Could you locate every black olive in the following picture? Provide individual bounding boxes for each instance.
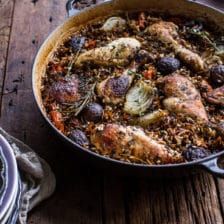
[70,36,85,52]
[135,50,153,65]
[210,65,224,86]
[157,57,181,75]
[182,145,211,161]
[68,129,89,147]
[82,103,103,122]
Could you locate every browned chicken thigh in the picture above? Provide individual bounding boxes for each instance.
[91,124,181,164]
[49,75,80,104]
[147,21,205,71]
[161,74,208,121]
[147,21,179,45]
[75,37,141,67]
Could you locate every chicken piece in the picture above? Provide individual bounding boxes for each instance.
[75,38,141,67]
[147,21,204,71]
[91,124,181,164]
[147,21,178,45]
[206,85,224,106]
[161,74,208,121]
[49,75,80,104]
[97,68,135,105]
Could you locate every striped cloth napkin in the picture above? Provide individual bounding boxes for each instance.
[0,128,56,224]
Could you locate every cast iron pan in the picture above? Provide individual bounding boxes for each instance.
[33,0,224,178]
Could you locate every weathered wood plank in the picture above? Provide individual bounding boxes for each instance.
[0,0,68,169]
[0,0,66,144]
[147,180,170,224]
[214,176,224,221]
[123,174,223,224]
[124,179,152,224]
[103,177,126,224]
[0,0,15,111]
[28,169,103,224]
[171,174,223,224]
[162,178,192,224]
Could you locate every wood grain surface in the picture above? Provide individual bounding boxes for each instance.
[0,0,224,223]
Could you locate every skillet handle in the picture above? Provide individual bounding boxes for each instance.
[66,0,81,17]
[200,156,224,178]
[66,0,111,17]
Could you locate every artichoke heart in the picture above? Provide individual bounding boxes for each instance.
[124,81,155,115]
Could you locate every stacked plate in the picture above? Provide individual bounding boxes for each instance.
[0,135,21,224]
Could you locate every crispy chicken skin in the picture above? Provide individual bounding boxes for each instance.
[75,38,141,67]
[147,21,179,45]
[161,74,208,121]
[97,68,135,104]
[91,124,181,164]
[147,21,204,71]
[49,76,80,104]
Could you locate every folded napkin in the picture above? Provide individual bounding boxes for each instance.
[0,128,56,224]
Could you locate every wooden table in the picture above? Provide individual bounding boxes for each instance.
[1,0,224,223]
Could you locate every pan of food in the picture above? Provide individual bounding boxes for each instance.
[32,0,224,177]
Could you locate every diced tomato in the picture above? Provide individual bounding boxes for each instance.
[51,64,64,74]
[143,66,157,79]
[85,39,97,49]
[138,12,146,29]
[49,110,65,132]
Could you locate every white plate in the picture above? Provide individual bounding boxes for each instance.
[0,135,18,222]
